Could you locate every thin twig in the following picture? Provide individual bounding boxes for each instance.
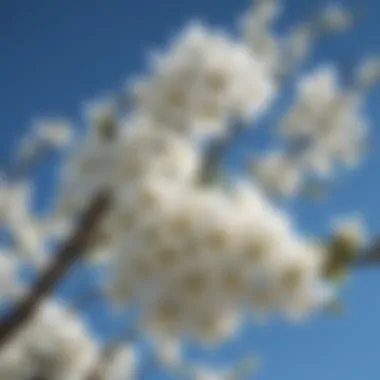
[350,236,380,268]
[352,248,380,268]
[0,191,111,349]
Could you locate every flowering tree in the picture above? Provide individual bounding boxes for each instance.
[1,0,379,378]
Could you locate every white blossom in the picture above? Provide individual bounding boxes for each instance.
[102,345,138,380]
[250,152,303,196]
[0,181,47,266]
[319,4,352,32]
[240,2,280,76]
[331,215,366,250]
[129,22,274,137]
[0,249,21,300]
[107,177,330,341]
[34,119,73,148]
[280,65,368,177]
[0,340,31,380]
[23,301,98,379]
[356,56,380,88]
[0,301,98,380]
[281,24,313,73]
[16,119,72,165]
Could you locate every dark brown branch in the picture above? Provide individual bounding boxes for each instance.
[0,192,111,349]
[352,244,380,267]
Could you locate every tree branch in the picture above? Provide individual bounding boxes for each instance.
[352,241,380,268]
[0,192,111,349]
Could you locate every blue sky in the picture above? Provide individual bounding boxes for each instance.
[1,0,380,379]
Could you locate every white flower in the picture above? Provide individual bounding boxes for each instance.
[154,338,182,368]
[115,116,200,184]
[251,152,302,196]
[129,22,274,137]
[55,137,116,219]
[0,300,98,380]
[280,66,368,177]
[11,218,47,267]
[331,215,366,250]
[22,301,98,379]
[34,118,73,147]
[83,98,118,142]
[108,176,327,341]
[17,119,72,163]
[320,4,352,32]
[0,341,30,380]
[356,56,380,88]
[0,249,21,300]
[284,66,339,137]
[271,240,332,318]
[0,180,31,225]
[242,0,282,30]
[102,345,137,380]
[281,24,313,73]
[0,181,48,267]
[239,0,282,75]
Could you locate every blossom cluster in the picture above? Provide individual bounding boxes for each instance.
[129,23,274,137]
[0,302,97,380]
[46,13,335,344]
[107,177,330,341]
[281,66,367,172]
[254,65,369,197]
[0,0,377,378]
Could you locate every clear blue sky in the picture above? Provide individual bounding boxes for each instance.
[1,0,380,379]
